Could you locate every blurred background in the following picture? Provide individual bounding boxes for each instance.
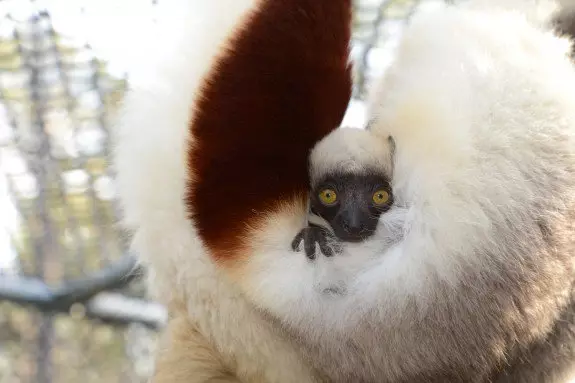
[0,0,454,382]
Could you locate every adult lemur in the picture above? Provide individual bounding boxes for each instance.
[114,0,575,382]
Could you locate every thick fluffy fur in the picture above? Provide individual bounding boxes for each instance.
[114,0,353,381]
[186,0,353,264]
[226,1,575,382]
[309,127,394,185]
[115,0,575,382]
[113,0,336,381]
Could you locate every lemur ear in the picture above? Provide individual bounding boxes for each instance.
[186,1,354,262]
[552,4,575,56]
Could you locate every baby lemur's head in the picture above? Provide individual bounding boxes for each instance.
[308,128,395,242]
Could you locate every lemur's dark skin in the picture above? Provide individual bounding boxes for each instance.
[292,172,393,259]
[291,223,338,260]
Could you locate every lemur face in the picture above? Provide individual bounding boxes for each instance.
[310,172,393,242]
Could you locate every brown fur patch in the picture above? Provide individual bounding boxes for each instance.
[186,0,353,262]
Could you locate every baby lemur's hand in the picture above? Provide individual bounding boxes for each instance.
[291,224,342,260]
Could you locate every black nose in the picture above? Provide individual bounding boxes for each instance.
[342,213,364,234]
[333,208,378,242]
[335,209,370,242]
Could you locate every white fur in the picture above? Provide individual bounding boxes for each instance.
[460,0,561,25]
[113,0,319,381]
[115,0,575,380]
[233,0,575,342]
[309,127,394,183]
[233,4,575,380]
[367,0,575,295]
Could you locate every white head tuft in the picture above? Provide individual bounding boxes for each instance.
[309,128,393,185]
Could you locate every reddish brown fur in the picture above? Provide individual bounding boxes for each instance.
[186,0,353,261]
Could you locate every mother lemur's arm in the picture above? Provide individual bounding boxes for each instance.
[186,0,354,271]
[156,1,354,381]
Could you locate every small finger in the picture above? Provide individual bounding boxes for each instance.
[315,231,333,257]
[291,233,303,252]
[304,237,316,260]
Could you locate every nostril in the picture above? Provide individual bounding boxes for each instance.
[338,210,367,236]
[342,220,363,234]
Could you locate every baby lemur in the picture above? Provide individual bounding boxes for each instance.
[292,128,395,259]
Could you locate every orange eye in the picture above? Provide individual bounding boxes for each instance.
[318,189,337,205]
[372,190,390,205]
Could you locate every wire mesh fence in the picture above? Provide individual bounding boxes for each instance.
[0,0,451,381]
